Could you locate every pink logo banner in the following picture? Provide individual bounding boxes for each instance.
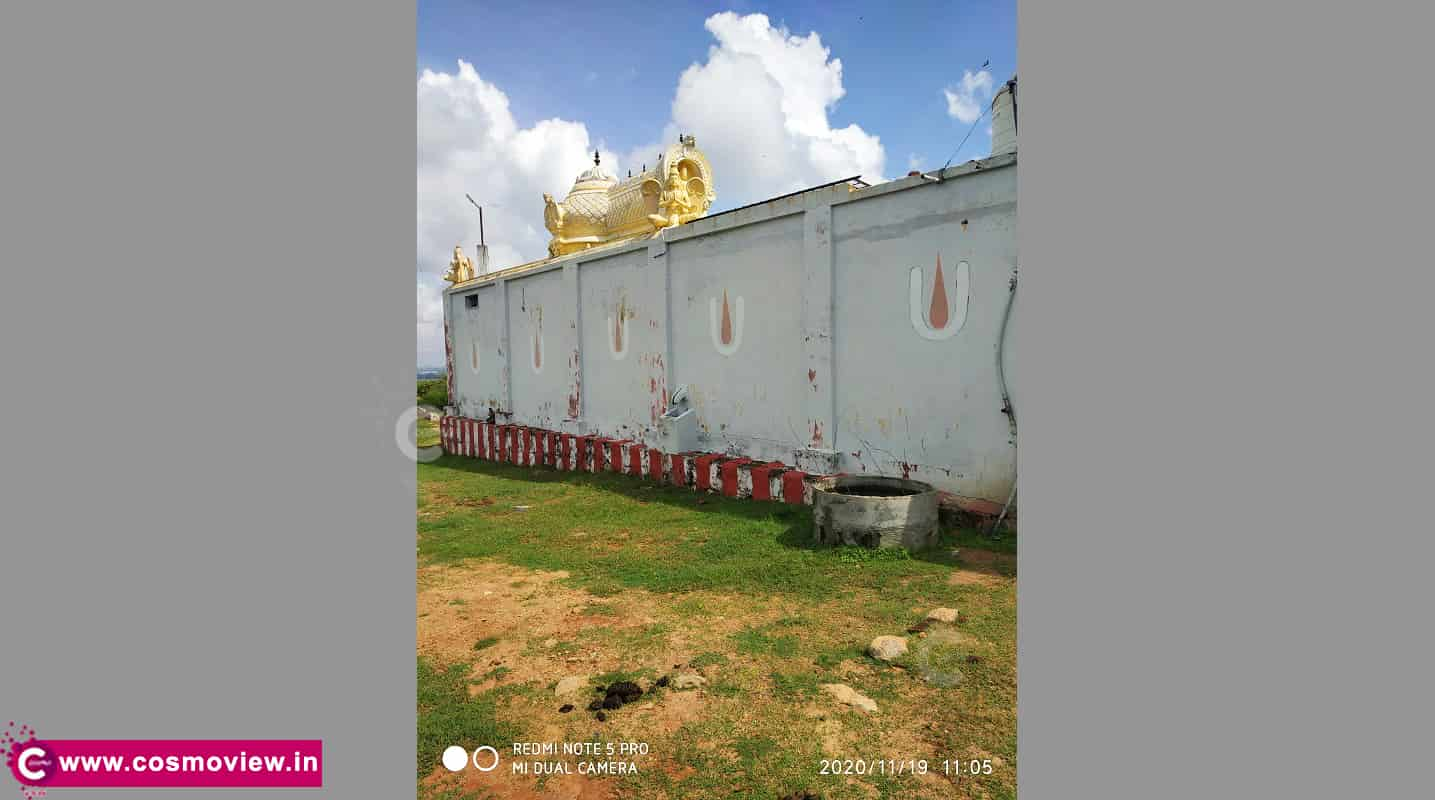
[7,739,322,789]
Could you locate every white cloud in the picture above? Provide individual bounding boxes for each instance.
[907,153,925,172]
[416,13,888,364]
[656,12,885,203]
[944,69,994,124]
[416,60,622,364]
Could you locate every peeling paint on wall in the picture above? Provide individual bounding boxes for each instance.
[442,157,1017,502]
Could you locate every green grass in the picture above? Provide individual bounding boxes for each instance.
[949,526,1018,555]
[416,657,517,781]
[417,418,440,449]
[418,378,448,408]
[418,455,977,603]
[417,455,1016,799]
[733,625,801,658]
[768,669,823,699]
[688,651,728,669]
[471,636,498,651]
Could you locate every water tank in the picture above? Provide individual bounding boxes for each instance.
[475,244,490,276]
[990,76,1018,156]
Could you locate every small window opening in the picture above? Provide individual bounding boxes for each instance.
[465,294,478,309]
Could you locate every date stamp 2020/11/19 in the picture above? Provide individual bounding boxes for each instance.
[818,758,995,777]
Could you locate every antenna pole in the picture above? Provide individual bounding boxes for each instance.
[465,193,486,247]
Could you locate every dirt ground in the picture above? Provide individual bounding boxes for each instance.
[418,557,1014,800]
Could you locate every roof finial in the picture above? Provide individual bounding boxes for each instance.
[593,150,600,166]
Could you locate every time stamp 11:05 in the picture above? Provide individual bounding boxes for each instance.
[819,758,995,777]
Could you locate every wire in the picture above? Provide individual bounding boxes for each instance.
[941,104,993,174]
[990,267,1018,538]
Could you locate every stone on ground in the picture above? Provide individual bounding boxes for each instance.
[672,672,707,690]
[868,635,909,661]
[554,675,587,696]
[821,683,878,714]
[926,607,959,624]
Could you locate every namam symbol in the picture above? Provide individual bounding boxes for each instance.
[910,254,970,340]
[709,289,744,356]
[530,307,544,374]
[607,298,630,360]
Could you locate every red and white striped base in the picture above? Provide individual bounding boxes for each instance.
[439,416,819,505]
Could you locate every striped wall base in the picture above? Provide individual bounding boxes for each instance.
[437,416,819,505]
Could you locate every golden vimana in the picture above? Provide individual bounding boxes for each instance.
[445,135,715,284]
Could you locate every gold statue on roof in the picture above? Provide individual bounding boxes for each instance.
[443,244,475,284]
[543,135,714,258]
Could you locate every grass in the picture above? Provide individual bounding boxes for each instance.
[417,455,1016,799]
[733,624,802,658]
[417,418,440,449]
[416,657,518,781]
[418,456,980,601]
[418,378,448,408]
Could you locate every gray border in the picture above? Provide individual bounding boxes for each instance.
[0,2,415,798]
[1022,1,1432,796]
[5,1,1433,798]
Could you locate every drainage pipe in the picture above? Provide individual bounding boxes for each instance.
[991,267,1019,534]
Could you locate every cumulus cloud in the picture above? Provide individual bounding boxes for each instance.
[944,69,994,124]
[416,14,888,363]
[656,12,885,202]
[415,60,622,363]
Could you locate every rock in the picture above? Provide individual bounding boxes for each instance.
[926,608,959,624]
[587,699,603,711]
[595,711,606,722]
[672,672,707,690]
[821,684,878,714]
[558,704,574,713]
[655,675,670,688]
[868,635,909,661]
[554,675,587,696]
[602,694,623,710]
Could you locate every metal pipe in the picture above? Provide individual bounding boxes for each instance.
[991,267,1019,535]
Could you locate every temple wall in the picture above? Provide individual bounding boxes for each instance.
[444,154,1018,504]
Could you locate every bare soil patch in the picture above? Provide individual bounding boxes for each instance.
[422,763,616,800]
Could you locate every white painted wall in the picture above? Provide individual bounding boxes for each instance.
[444,154,1018,502]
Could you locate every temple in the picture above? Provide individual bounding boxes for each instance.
[439,77,1020,514]
[543,135,715,258]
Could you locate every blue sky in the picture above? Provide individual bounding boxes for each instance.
[418,1,1015,185]
[416,1,1015,364]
